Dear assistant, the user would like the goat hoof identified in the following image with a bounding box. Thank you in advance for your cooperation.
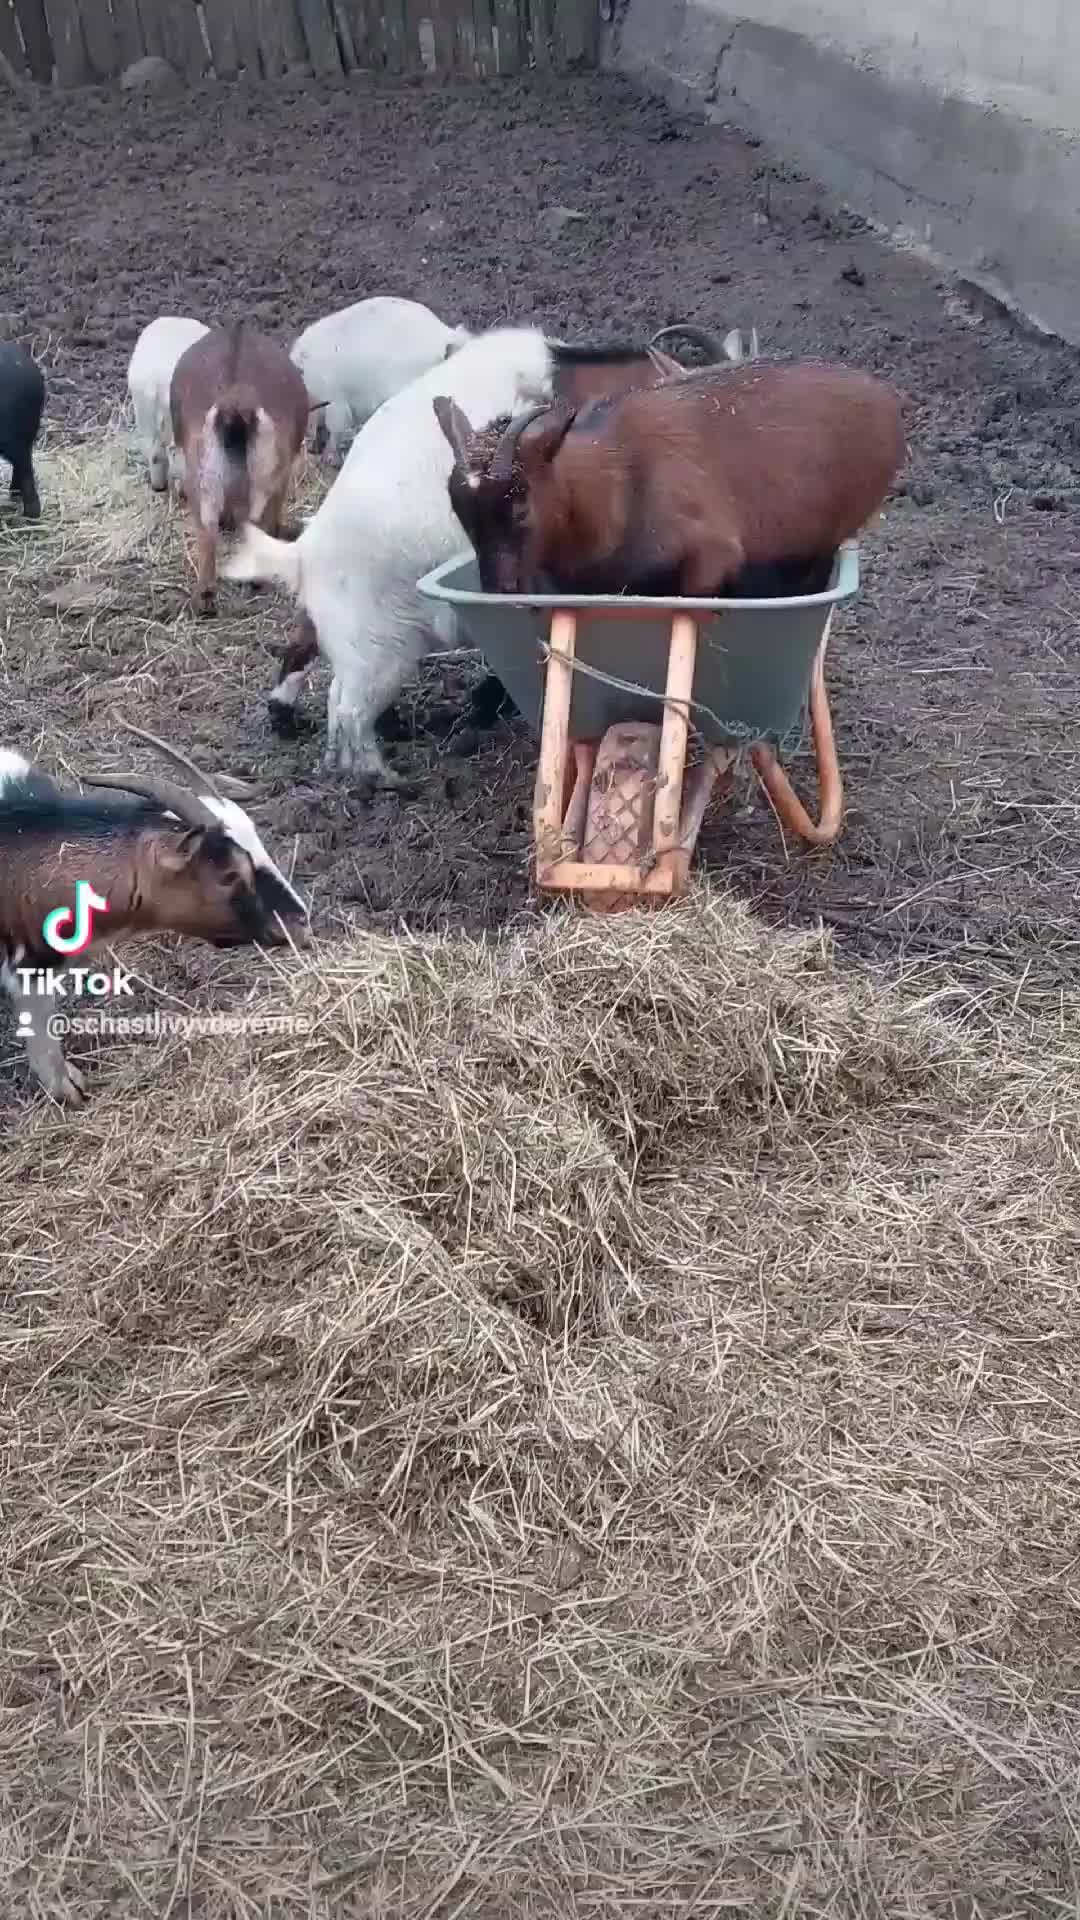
[196,591,217,618]
[21,500,42,522]
[36,1057,88,1107]
[61,1062,88,1106]
[268,699,303,739]
[374,703,411,744]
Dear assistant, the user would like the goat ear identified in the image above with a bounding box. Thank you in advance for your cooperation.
[156,826,235,876]
[433,395,474,465]
[155,827,210,875]
[521,407,578,467]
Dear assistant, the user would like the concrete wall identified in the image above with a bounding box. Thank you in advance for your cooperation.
[603,0,1080,344]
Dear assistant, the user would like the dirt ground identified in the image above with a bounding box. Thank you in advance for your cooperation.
[4,67,1080,1017]
[5,64,1080,1920]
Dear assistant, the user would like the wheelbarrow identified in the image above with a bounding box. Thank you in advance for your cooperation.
[416,542,859,911]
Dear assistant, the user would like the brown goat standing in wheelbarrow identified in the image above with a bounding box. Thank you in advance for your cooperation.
[434,357,905,859]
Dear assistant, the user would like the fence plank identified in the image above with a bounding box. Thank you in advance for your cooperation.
[0,0,29,75]
[329,0,355,67]
[401,0,422,72]
[281,0,307,64]
[77,0,118,77]
[471,0,494,73]
[527,0,550,67]
[134,0,167,57]
[337,0,370,64]
[296,0,340,73]
[201,0,237,72]
[12,0,52,76]
[254,0,287,73]
[425,0,456,71]
[164,0,209,78]
[380,0,405,71]
[553,0,592,63]
[452,0,473,71]
[109,0,145,66]
[491,0,519,73]
[43,0,90,80]
[231,0,265,76]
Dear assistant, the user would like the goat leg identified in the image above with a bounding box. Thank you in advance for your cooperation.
[325,655,420,799]
[269,613,320,737]
[148,435,169,493]
[468,673,516,729]
[10,454,40,521]
[258,483,288,539]
[1,962,87,1107]
[194,522,218,617]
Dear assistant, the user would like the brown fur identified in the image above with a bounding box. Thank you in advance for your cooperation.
[170,322,310,615]
[455,360,906,598]
[552,352,680,410]
[2,818,273,959]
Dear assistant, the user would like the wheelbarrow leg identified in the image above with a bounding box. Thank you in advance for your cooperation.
[651,613,697,868]
[534,609,579,872]
[750,613,843,847]
[532,609,727,905]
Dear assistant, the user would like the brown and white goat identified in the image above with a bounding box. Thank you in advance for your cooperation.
[0,720,307,1106]
[170,321,312,615]
[434,358,905,600]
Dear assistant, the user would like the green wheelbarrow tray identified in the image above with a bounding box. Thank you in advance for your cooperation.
[416,541,859,909]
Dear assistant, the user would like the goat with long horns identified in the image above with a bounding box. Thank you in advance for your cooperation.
[0,716,307,1106]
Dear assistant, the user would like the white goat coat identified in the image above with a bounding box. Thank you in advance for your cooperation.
[127,316,209,490]
[223,326,557,786]
[290,297,470,462]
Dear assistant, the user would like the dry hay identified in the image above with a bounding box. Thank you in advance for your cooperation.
[3,891,1079,1916]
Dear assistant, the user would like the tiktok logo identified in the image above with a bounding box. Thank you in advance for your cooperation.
[42,881,110,957]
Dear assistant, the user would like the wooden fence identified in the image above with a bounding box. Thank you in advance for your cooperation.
[1,0,596,86]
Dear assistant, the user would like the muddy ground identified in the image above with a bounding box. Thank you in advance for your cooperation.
[4,67,1080,1034]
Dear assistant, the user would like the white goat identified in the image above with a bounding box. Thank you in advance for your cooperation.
[290,296,470,464]
[222,327,560,793]
[127,316,210,491]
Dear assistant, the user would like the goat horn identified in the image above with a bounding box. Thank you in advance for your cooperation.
[649,324,727,361]
[491,405,557,482]
[110,712,226,801]
[646,345,685,378]
[78,773,220,833]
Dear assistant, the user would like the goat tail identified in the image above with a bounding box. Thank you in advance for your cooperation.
[225,318,245,381]
[221,523,301,595]
[212,397,258,469]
